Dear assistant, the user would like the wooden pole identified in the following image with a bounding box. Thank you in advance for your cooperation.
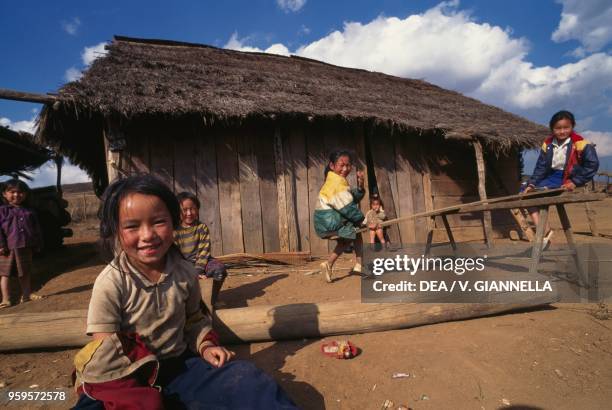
[473,140,493,247]
[356,188,566,233]
[274,127,290,252]
[0,88,58,104]
[0,299,554,351]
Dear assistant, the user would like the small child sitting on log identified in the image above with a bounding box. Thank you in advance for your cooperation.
[174,192,226,309]
[364,196,387,247]
[314,149,366,283]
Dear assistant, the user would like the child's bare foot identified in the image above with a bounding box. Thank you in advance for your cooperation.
[320,262,333,283]
[0,300,12,309]
[20,293,44,303]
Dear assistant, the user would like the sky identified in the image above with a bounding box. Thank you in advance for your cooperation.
[1,0,611,187]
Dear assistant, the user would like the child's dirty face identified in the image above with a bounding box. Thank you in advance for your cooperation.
[118,193,174,271]
[552,118,573,141]
[371,201,381,211]
[180,199,199,226]
[330,155,352,178]
[3,188,26,206]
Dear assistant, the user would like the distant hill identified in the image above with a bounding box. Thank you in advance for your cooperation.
[62,182,94,195]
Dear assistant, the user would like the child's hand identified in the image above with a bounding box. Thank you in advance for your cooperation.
[356,171,365,188]
[522,185,534,194]
[198,274,207,279]
[563,181,576,191]
[0,247,7,256]
[201,345,236,368]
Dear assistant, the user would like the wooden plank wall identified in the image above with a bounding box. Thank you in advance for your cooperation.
[126,119,520,255]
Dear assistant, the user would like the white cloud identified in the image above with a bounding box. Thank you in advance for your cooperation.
[299,24,311,36]
[226,0,612,121]
[0,116,36,134]
[81,42,108,66]
[64,66,83,82]
[61,17,81,36]
[296,1,526,93]
[23,160,91,188]
[474,52,612,110]
[582,130,612,157]
[224,33,290,56]
[277,0,306,13]
[552,0,612,54]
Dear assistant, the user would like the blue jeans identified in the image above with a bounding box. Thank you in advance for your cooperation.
[73,351,297,410]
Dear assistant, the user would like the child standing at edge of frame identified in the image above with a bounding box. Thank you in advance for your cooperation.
[72,175,297,409]
[365,196,387,247]
[522,110,599,249]
[314,149,366,283]
[0,179,44,308]
[174,192,226,310]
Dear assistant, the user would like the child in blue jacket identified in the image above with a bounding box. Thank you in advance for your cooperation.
[523,110,599,247]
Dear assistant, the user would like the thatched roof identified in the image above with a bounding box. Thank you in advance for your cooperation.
[0,126,51,176]
[37,35,548,190]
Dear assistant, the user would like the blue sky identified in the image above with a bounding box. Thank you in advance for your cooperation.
[1,0,611,186]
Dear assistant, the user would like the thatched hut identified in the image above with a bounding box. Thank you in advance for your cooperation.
[36,36,547,255]
[0,126,51,177]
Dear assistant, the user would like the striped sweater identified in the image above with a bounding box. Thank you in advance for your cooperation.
[174,222,211,273]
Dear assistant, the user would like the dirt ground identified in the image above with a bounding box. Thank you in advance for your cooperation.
[1,200,611,409]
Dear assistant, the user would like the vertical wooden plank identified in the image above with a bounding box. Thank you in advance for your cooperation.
[237,133,264,253]
[395,137,416,243]
[423,170,434,233]
[274,127,290,252]
[195,127,222,257]
[282,131,299,252]
[307,126,328,256]
[367,130,401,243]
[128,133,150,175]
[216,131,244,254]
[256,129,280,252]
[352,122,370,214]
[407,139,427,243]
[288,129,310,253]
[173,134,196,194]
[149,133,174,191]
[473,140,493,247]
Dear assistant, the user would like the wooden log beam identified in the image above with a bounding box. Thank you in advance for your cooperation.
[0,299,553,352]
[0,88,58,105]
[461,192,606,213]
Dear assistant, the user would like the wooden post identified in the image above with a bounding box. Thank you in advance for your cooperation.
[529,206,549,274]
[274,127,290,252]
[103,120,127,183]
[472,140,493,247]
[422,170,435,238]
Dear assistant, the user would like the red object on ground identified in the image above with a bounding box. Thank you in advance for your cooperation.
[321,340,358,359]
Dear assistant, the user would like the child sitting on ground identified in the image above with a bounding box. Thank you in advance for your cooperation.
[0,179,44,308]
[174,192,227,309]
[72,175,296,409]
[364,196,387,247]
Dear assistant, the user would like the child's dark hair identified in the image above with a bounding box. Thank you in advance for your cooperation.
[549,110,575,130]
[370,195,383,207]
[323,149,353,178]
[176,192,200,209]
[98,175,180,256]
[2,178,30,194]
